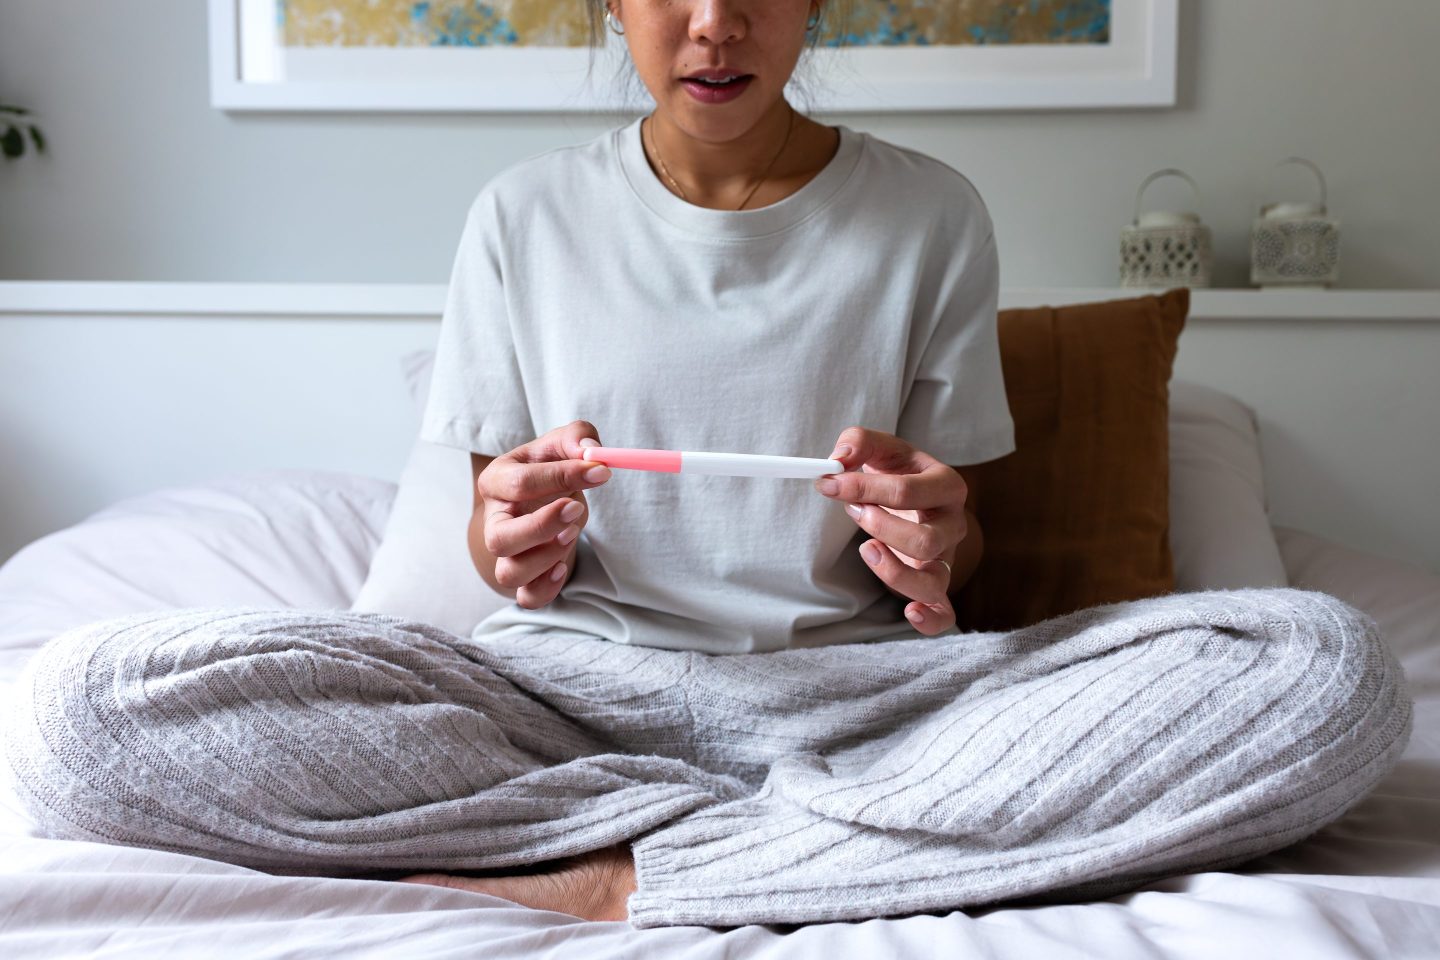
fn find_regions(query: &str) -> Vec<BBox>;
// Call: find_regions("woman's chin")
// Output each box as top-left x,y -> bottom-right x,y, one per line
660,94 -> 782,143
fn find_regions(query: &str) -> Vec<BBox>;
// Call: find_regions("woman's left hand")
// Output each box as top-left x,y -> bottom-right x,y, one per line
814,427 -> 968,636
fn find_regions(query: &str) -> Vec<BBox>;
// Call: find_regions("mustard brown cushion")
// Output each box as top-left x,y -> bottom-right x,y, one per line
955,288 -> 1190,631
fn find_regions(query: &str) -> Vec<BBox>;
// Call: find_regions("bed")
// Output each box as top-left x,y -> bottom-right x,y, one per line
1,361 -> 1436,958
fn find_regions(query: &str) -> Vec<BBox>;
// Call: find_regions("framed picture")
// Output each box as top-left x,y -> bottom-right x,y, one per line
208,0 -> 1178,113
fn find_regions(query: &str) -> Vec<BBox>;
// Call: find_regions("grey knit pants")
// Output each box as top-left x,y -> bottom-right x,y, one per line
4,587 -> 1412,929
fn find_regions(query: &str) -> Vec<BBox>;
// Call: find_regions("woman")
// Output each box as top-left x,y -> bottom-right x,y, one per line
4,0 -> 1410,931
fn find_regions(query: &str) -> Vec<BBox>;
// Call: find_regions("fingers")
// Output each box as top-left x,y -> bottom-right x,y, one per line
514,548 -> 572,610
843,502 -> 966,564
818,428 -> 965,635
484,420 -> 612,504
857,535 -> 953,606
858,539 -> 957,636
903,597 -> 957,636
817,460 -> 963,512
480,422 -> 611,611
486,457 -> 609,504
825,426 -> 937,475
817,427 -> 959,512
487,493 -> 585,566
514,419 -> 604,465
820,465 -> 960,513
494,527 -> 575,610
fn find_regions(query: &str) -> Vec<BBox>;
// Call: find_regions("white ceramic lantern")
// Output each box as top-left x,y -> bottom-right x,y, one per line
1251,157 -> 1341,289
1120,168 -> 1212,289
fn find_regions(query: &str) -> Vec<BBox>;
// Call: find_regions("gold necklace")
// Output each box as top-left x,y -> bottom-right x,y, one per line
646,108 -> 796,211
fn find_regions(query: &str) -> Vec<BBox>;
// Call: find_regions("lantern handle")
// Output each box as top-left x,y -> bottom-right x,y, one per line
1261,156 -> 1328,215
1133,168 -> 1202,225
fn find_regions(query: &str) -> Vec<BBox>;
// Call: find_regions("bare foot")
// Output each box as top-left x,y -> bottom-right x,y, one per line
399,843 -> 637,922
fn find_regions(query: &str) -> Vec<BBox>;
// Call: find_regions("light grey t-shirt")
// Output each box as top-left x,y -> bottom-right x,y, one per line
421,117 -> 1014,654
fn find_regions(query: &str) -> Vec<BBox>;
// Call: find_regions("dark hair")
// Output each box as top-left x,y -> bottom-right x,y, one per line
581,1 -> 856,116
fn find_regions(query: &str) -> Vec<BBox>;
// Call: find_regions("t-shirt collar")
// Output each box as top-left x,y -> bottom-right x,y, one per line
615,115 -> 863,240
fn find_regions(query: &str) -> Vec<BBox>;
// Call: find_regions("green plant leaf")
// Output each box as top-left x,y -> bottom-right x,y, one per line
2,125 -> 25,158
0,105 -> 31,115
29,126 -> 46,153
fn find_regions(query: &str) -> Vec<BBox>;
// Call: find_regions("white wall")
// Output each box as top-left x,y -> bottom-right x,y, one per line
1,0 -> 1438,288
0,310 -> 434,562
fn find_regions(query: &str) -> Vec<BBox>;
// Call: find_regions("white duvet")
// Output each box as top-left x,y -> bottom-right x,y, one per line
1,470 -> 1437,959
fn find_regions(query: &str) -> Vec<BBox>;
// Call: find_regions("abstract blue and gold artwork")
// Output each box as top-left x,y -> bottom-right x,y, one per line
276,0 -> 1111,48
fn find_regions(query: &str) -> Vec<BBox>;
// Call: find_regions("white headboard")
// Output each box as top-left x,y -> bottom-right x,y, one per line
2,283 -> 1437,574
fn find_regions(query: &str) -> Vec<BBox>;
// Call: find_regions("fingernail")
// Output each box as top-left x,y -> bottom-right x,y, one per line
845,503 -> 863,521
584,465 -> 610,483
579,438 -> 598,448
560,500 -> 583,522
860,542 -> 881,565
550,561 -> 567,582
907,607 -> 925,623
830,444 -> 852,461
557,524 -> 579,544
817,478 -> 838,496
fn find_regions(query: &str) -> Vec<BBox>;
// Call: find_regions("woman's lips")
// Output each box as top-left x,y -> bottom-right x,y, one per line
679,75 -> 754,104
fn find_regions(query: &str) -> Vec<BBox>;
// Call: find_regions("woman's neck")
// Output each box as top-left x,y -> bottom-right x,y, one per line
642,102 -> 840,211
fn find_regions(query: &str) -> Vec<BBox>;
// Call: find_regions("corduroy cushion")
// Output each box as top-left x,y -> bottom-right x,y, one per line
954,287 -> 1190,631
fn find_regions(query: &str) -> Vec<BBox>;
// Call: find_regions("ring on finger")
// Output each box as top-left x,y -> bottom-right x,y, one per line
938,559 -> 952,575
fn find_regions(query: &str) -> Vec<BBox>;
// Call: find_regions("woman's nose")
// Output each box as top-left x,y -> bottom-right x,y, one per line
689,0 -> 747,45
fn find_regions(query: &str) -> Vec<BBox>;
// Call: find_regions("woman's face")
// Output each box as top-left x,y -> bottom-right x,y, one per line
609,0 -> 816,142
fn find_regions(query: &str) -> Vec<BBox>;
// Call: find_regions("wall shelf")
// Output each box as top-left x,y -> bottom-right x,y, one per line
1,282 -> 1437,322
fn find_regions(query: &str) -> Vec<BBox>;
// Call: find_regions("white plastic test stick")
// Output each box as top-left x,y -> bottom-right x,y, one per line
581,446 -> 844,480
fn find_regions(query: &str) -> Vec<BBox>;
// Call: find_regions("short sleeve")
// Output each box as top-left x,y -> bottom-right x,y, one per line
895,229 -> 1016,466
419,191 -> 537,457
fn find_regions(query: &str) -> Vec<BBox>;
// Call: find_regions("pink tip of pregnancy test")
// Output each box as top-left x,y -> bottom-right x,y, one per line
581,446 -> 682,473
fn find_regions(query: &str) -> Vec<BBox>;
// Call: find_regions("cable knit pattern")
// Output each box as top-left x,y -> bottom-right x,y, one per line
3,588 -> 1411,929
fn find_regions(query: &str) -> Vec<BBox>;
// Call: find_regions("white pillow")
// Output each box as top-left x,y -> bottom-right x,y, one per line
0,469 -> 396,662
1168,380 -> 1289,591
348,350 -> 514,637
349,354 -> 1289,639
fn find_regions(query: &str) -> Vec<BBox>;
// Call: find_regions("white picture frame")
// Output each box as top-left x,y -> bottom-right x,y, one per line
208,0 -> 1178,114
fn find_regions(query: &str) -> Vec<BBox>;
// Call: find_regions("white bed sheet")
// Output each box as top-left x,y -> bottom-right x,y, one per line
1,476 -> 1436,959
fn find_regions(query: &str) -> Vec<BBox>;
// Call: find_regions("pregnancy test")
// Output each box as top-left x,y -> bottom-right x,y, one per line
581,446 -> 844,479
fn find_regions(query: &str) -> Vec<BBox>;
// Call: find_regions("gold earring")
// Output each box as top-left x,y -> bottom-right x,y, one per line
605,10 -> 625,36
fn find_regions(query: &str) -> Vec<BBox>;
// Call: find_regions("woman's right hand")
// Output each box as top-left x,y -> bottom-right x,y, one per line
478,420 -> 611,610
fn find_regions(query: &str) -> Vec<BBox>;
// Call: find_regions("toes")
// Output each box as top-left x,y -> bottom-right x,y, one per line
397,873 -> 465,889
392,856 -> 632,923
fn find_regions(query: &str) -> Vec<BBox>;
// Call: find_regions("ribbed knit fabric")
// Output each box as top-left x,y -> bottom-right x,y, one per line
3,588 -> 1411,929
